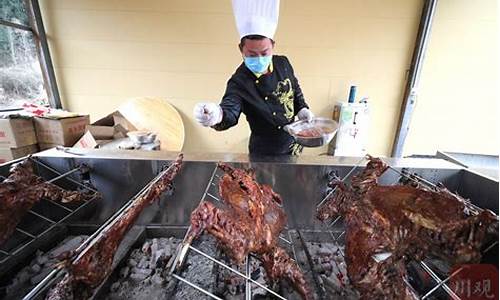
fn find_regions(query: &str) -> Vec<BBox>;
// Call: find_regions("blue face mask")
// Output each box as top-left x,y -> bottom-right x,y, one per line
244,55 -> 272,74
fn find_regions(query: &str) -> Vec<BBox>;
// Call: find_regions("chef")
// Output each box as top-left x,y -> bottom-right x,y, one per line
193,0 -> 314,156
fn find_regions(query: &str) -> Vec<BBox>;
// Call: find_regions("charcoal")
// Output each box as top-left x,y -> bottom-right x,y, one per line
150,273 -> 165,285
137,256 -> 149,268
132,267 -> 152,276
141,241 -> 151,254
127,258 -> 138,267
172,236 -> 217,299
129,273 -> 149,282
49,236 -> 86,258
36,251 -> 48,265
30,263 -> 41,273
305,241 -> 358,299
17,270 -> 31,283
105,237 -> 181,300
3,235 -> 88,299
119,266 -> 130,278
110,282 -> 121,293
30,268 -> 51,285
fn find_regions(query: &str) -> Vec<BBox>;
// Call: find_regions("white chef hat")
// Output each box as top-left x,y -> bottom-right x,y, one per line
232,0 -> 280,40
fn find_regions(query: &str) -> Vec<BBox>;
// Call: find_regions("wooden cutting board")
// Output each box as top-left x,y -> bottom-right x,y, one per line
118,97 -> 185,151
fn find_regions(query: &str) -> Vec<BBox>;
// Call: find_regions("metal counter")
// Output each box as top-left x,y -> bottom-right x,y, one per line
2,148 -> 496,229
0,149 -> 498,300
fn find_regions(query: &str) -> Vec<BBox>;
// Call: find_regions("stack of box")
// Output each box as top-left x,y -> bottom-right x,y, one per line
0,107 -> 163,164
34,115 -> 90,150
0,111 -> 90,164
0,117 -> 38,163
73,111 -> 134,149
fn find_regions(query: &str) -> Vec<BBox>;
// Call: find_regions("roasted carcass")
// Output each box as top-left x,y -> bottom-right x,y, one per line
317,156 -> 498,299
46,154 -> 184,300
186,163 -> 311,299
0,159 -> 87,247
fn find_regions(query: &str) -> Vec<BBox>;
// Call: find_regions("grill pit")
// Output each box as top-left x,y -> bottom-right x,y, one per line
0,152 -> 497,300
106,237 -> 180,300
4,235 -> 88,300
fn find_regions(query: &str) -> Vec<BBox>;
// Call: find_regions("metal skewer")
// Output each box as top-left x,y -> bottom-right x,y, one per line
316,154 -> 499,300
170,162 -> 301,300
23,161 -> 178,300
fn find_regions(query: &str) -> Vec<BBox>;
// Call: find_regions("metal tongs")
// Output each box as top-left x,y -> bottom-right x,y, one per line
56,146 -> 85,156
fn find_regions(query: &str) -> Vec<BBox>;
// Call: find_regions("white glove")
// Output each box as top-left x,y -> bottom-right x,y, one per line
193,102 -> 223,127
297,108 -> 314,122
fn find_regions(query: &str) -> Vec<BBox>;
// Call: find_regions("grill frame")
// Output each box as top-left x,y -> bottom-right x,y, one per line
0,157 -> 101,278
314,158 -> 499,300
170,164 -> 299,300
0,150 -> 497,300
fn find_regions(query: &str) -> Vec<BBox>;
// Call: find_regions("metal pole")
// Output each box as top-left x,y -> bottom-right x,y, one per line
0,19 -> 32,31
391,0 -> 438,157
26,0 -> 62,108
245,256 -> 251,300
46,166 -> 81,183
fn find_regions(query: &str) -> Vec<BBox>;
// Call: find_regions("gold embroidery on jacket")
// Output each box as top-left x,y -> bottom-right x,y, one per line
290,143 -> 303,156
272,78 -> 294,120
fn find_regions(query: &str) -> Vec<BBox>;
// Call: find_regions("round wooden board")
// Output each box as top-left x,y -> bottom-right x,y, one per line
118,97 -> 185,151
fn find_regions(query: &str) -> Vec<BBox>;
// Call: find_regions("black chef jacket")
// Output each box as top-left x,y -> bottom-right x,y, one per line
213,55 -> 309,156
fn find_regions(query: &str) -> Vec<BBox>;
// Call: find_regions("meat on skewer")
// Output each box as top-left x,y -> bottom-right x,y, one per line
0,159 -> 88,247
317,156 -> 498,300
46,154 -> 183,300
186,163 -> 311,300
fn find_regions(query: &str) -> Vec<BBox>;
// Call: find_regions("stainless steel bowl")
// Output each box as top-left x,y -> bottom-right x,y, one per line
284,117 -> 338,147
127,131 -> 157,144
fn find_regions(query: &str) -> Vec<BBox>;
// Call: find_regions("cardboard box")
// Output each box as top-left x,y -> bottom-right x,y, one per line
34,115 -> 90,146
38,143 -> 61,151
73,131 -> 115,149
93,111 -> 136,132
73,112 -> 135,149
86,125 -> 114,140
72,131 -> 99,149
0,144 -> 39,164
0,117 -> 37,148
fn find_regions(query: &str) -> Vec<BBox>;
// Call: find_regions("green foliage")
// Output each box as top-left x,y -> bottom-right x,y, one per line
0,0 -> 29,25
0,1 -> 47,108
0,26 -> 37,67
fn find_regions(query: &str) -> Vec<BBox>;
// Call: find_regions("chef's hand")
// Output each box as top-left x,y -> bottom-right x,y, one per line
297,108 -> 314,122
193,102 -> 223,127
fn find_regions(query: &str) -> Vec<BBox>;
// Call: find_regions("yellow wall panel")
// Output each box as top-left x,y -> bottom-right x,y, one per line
283,0 -> 421,18
51,40 -> 241,74
57,68 -> 230,100
40,0 -> 497,156
40,0 -> 419,156
404,0 -> 499,156
43,0 -> 231,14
42,9 -> 238,44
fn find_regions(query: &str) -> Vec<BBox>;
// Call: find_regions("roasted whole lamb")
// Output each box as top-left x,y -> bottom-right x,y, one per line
46,154 -> 183,300
317,156 -> 498,299
186,163 -> 311,299
0,159 -> 88,247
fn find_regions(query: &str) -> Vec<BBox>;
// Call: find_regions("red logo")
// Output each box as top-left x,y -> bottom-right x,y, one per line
449,264 -> 498,299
